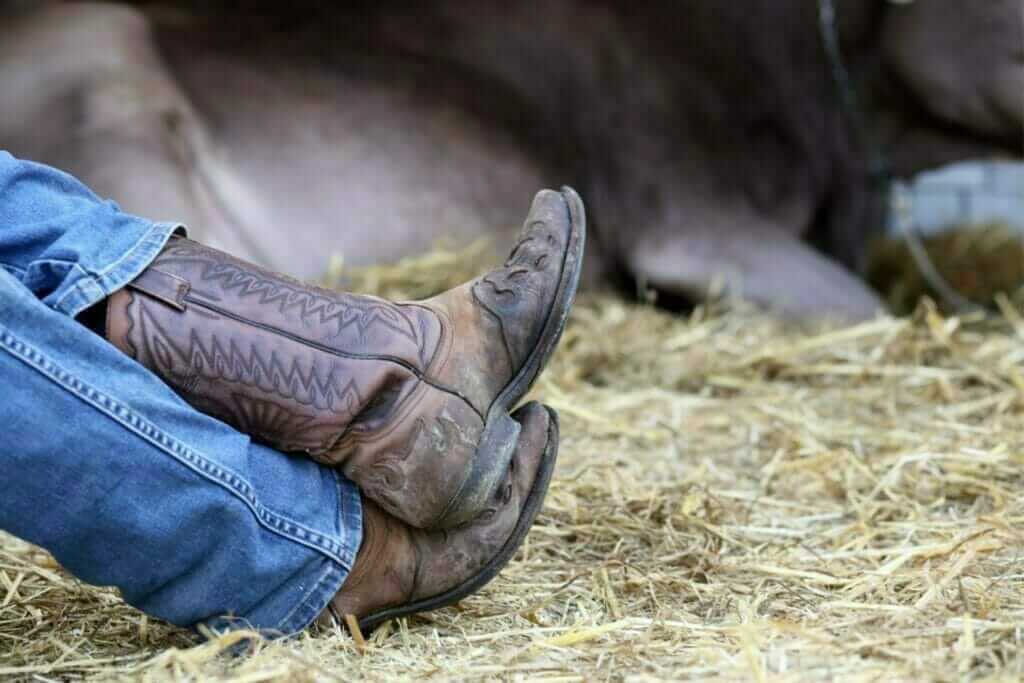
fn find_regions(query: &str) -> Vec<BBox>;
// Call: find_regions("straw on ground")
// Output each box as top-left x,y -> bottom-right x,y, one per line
2,243 -> 1024,681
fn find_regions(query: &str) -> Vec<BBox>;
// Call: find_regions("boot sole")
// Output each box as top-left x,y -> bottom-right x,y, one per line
357,405 -> 560,634
436,186 -> 584,528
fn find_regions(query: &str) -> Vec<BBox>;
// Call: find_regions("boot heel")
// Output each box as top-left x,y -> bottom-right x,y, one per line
435,409 -> 521,528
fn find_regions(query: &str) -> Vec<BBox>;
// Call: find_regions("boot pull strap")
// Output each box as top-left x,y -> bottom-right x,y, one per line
127,267 -> 190,312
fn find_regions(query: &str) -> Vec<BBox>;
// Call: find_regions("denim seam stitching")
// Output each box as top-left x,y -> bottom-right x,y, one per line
92,221 -> 173,281
0,325 -> 349,566
330,468 -> 362,570
52,263 -> 102,311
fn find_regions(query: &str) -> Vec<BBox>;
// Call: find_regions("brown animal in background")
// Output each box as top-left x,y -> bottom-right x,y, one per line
1,0 -> 1020,320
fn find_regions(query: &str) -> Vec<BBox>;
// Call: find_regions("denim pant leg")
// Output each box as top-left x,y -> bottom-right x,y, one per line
0,150 -> 184,317
0,152 -> 362,634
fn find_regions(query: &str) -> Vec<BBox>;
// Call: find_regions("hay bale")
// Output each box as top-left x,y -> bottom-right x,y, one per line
3,242 -> 1024,681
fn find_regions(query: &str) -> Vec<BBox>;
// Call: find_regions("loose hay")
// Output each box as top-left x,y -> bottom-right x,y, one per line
3,243 -> 1024,681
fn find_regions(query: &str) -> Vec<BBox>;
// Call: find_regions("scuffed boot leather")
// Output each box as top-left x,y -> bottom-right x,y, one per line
325,402 -> 557,632
105,188 -> 584,529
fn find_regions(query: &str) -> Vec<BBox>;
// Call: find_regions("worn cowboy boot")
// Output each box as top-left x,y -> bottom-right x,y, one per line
324,401 -> 557,633
104,188 -> 584,529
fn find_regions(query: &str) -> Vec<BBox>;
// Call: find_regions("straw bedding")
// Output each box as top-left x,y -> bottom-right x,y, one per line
2,240 -> 1024,681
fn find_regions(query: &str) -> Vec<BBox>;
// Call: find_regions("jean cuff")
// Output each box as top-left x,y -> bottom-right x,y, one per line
53,221 -> 186,318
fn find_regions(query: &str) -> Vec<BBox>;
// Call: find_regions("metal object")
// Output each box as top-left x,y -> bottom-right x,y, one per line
816,0 -> 889,186
890,180 -> 982,313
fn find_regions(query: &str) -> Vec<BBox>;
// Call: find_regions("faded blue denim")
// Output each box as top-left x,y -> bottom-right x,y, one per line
0,151 -> 361,635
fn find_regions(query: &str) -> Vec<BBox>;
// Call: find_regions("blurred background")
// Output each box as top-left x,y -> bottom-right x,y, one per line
1,0 -> 1021,321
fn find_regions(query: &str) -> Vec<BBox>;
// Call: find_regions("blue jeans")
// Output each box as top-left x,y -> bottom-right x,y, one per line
0,151 -> 361,635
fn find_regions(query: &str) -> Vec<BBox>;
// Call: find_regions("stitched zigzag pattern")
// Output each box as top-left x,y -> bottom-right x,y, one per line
182,329 -> 363,414
162,240 -> 424,346
135,300 -> 364,415
200,259 -> 421,343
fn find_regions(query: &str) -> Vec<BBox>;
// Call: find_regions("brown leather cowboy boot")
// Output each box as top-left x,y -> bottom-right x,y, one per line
104,188 -> 584,530
324,401 -> 557,633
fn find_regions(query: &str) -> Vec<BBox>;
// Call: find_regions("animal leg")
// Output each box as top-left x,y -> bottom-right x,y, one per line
625,223 -> 885,322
